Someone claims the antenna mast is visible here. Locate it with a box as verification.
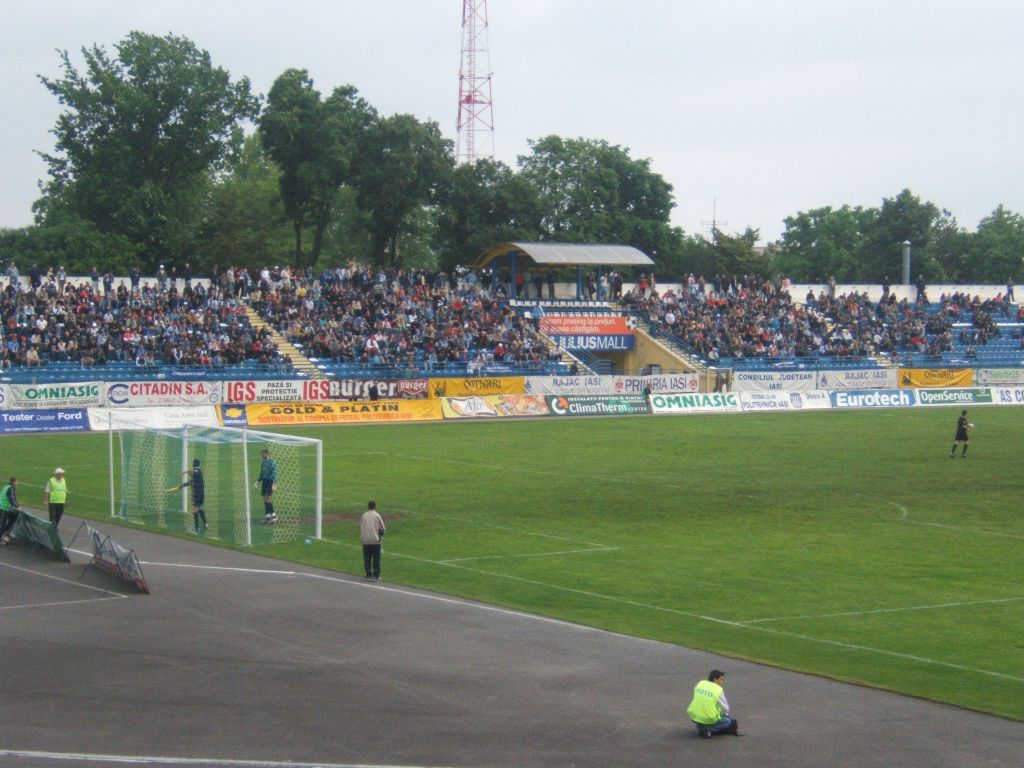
[457,0,494,164]
[701,199,728,245]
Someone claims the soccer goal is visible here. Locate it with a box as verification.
[108,417,322,546]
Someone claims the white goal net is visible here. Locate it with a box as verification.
[109,418,322,546]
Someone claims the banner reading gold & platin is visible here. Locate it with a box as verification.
[244,400,442,426]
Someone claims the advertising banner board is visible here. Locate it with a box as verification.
[88,406,219,431]
[524,375,613,396]
[223,378,430,403]
[649,392,741,414]
[86,524,150,593]
[739,391,833,412]
[105,380,221,407]
[440,395,550,419]
[899,368,974,388]
[0,408,90,434]
[732,371,817,392]
[3,381,103,409]
[976,368,1024,386]
[540,315,635,351]
[240,400,442,426]
[13,510,69,561]
[829,389,917,409]
[611,374,700,394]
[992,387,1024,405]
[916,388,994,407]
[546,395,650,417]
[431,377,525,397]
[816,368,899,391]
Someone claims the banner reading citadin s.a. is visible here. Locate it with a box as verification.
[650,392,741,414]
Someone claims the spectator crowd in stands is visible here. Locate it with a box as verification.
[625,273,1021,364]
[0,261,283,372]
[249,264,558,374]
[2,258,1020,375]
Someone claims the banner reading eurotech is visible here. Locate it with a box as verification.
[0,409,90,434]
[242,400,442,426]
[899,368,974,388]
[430,377,525,397]
[4,381,102,409]
[105,381,222,407]
[546,395,650,417]
[916,388,994,407]
[830,389,917,409]
[540,315,635,351]
[649,392,741,415]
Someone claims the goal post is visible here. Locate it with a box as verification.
[108,416,322,547]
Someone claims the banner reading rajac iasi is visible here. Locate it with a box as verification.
[0,381,103,409]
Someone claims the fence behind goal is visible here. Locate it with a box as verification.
[109,419,322,546]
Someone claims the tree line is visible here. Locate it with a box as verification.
[1,32,1021,285]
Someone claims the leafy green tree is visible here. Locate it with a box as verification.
[771,205,875,281]
[433,158,542,270]
[351,114,453,268]
[199,135,292,271]
[968,206,1024,282]
[37,32,259,269]
[259,70,376,268]
[713,227,768,278]
[517,136,676,256]
[856,189,943,282]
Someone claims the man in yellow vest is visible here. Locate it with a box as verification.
[44,467,67,528]
[687,669,739,738]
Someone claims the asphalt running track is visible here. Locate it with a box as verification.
[1,515,1021,768]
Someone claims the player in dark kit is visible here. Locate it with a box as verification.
[950,410,972,458]
[180,459,207,533]
[256,449,278,524]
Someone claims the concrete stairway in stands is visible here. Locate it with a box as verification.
[242,305,323,379]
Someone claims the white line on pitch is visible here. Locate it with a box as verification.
[740,595,1024,624]
[0,596,124,612]
[0,749,450,768]
[439,546,620,563]
[380,551,1024,684]
[0,560,126,598]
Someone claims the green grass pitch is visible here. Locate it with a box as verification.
[5,406,1023,719]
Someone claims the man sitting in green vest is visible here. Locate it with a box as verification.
[0,476,20,545]
[687,669,739,738]
[44,467,67,528]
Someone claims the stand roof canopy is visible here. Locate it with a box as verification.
[471,242,654,269]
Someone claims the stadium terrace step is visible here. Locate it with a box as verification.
[242,305,324,380]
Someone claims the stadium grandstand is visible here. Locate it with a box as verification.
[1,261,1021,386]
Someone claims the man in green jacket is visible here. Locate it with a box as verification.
[0,477,20,545]
[687,669,739,738]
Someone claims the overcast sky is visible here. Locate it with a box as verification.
[2,0,1022,243]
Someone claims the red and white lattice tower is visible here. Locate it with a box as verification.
[457,0,494,164]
